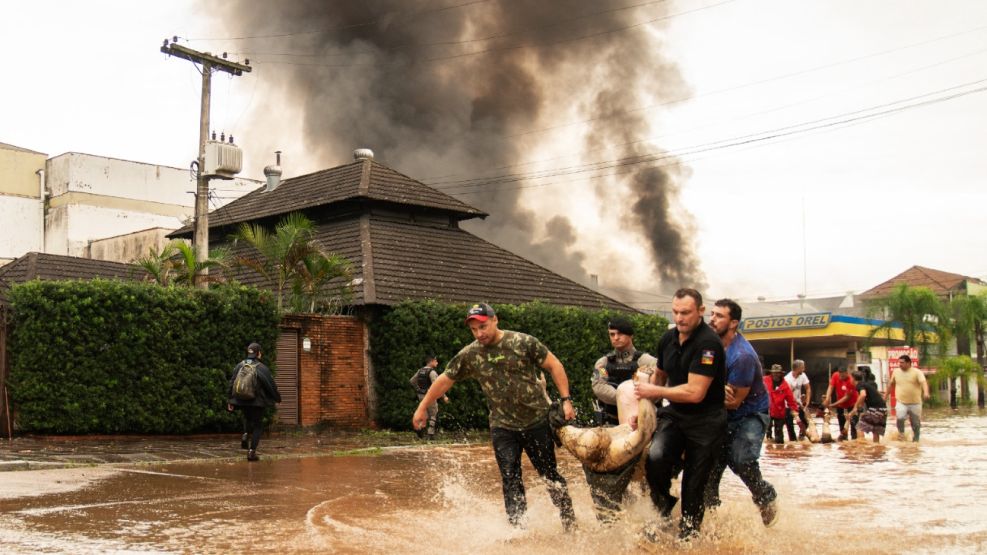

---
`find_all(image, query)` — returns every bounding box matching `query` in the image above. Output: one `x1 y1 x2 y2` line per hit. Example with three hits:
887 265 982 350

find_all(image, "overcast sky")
3 0 986 308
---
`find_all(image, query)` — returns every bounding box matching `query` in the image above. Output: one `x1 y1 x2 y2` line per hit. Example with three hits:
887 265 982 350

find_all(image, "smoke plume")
217 0 706 295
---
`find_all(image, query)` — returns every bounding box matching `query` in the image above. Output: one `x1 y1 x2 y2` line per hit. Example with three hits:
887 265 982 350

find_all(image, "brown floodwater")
1 411 986 554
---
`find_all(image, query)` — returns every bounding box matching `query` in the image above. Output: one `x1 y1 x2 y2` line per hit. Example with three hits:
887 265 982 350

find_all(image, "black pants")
491 420 575 528
770 417 786 442
835 407 858 439
240 405 264 450
645 407 726 538
583 458 638 522
784 407 808 440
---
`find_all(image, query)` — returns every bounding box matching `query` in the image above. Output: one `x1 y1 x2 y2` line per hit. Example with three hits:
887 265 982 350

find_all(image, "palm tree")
133 241 228 287
929 356 985 409
867 284 949 363
133 243 178 285
947 293 987 407
233 213 350 313
290 252 353 314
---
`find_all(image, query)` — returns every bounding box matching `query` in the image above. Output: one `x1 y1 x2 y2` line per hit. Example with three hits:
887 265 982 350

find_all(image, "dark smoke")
218 0 706 294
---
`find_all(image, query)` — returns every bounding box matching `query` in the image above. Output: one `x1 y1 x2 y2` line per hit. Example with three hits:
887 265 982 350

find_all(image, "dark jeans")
490 420 575 528
583 458 637 522
835 407 858 439
705 413 776 508
646 407 726 538
240 405 264 450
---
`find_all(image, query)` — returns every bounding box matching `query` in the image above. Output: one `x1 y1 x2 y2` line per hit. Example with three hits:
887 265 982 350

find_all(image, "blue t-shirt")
725 334 768 420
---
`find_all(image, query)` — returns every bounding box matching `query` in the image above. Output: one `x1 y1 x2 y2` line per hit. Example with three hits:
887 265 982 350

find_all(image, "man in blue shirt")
703 299 779 527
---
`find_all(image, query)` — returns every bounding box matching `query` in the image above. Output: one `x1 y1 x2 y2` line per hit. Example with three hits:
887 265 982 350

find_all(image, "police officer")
409 354 448 440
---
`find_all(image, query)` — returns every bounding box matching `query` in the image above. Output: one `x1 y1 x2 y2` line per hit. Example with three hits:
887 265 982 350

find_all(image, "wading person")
884 354 930 441
784 359 812 441
634 288 727 540
703 299 779 527
824 367 858 441
585 317 658 522
409 354 448 441
412 303 576 531
849 370 887 443
765 364 798 445
227 342 281 462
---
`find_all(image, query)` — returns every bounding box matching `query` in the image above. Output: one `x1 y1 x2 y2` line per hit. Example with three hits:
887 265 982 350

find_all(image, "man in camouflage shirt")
413 303 577 531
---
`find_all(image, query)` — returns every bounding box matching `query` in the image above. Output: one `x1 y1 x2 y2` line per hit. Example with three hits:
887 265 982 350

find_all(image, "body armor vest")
415 367 433 395
601 351 642 419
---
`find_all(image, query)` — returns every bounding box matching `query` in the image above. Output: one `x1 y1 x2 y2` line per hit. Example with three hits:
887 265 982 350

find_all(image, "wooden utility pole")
161 39 251 287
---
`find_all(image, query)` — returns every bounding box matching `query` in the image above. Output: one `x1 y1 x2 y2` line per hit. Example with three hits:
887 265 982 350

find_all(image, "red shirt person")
764 364 798 444
824 368 858 440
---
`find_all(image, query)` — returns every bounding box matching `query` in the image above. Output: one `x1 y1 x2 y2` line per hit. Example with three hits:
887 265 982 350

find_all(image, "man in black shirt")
634 288 727 540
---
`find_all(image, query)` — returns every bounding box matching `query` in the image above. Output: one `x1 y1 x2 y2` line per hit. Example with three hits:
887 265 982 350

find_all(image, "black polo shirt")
655 319 726 415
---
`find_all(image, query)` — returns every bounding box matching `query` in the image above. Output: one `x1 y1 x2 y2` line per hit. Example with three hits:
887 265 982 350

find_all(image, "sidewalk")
0 429 460 471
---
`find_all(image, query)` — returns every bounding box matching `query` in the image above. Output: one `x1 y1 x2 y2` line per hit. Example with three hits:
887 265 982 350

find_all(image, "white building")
1 143 259 265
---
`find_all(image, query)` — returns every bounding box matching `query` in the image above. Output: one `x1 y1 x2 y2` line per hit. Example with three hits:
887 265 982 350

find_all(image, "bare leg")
616 380 638 429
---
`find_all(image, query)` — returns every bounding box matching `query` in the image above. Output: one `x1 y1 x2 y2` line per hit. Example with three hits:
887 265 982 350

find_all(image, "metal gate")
275 329 299 425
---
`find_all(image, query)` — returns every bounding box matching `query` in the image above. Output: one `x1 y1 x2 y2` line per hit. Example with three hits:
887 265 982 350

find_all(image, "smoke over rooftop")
218 0 706 295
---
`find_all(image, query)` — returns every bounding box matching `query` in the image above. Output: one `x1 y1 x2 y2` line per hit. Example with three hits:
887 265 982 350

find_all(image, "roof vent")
264 151 282 192
353 148 374 161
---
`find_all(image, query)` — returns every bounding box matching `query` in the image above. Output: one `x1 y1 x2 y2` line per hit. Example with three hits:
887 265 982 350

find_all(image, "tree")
867 284 949 363
947 293 987 407
290 252 353 314
133 241 228 287
928 356 985 409
233 213 351 313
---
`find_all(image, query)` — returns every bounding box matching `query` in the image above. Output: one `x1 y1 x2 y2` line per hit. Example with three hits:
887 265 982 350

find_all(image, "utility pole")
161 39 251 287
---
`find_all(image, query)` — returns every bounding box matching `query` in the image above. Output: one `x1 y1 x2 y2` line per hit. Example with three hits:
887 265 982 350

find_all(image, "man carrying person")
634 288 727 540
412 303 576 531
585 317 658 522
884 354 930 441
704 298 779 527
784 359 812 441
824 367 858 441
409 354 449 441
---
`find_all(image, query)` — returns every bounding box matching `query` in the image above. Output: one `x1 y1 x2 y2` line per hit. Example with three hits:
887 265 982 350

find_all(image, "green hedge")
7 279 280 434
371 300 668 430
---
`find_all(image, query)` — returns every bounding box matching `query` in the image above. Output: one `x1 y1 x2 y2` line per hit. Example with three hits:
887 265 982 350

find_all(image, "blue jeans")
704 413 777 508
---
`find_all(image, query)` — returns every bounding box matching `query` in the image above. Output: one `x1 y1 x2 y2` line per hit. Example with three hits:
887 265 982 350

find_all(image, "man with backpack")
227 342 281 461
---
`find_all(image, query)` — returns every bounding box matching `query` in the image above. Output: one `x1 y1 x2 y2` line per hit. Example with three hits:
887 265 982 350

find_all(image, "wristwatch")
560 396 572 402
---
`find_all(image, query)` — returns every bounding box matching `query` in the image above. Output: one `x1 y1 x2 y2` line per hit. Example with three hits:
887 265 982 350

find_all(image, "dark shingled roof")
171 158 487 237
860 265 986 299
0 252 139 304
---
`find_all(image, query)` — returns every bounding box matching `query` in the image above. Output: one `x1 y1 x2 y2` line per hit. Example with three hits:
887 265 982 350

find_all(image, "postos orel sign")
740 312 831 332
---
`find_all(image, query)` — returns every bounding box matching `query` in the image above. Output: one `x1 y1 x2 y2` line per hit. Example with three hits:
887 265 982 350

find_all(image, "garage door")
275 329 299 424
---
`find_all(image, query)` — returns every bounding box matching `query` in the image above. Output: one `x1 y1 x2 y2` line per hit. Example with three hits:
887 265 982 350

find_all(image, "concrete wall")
0 145 46 258
88 227 181 263
281 314 372 428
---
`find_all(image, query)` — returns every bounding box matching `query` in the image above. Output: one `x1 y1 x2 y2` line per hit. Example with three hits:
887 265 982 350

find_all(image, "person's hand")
634 381 661 400
441 396 450 404
561 399 576 420
724 385 736 405
412 406 427 430
227 403 233 412
924 393 930 400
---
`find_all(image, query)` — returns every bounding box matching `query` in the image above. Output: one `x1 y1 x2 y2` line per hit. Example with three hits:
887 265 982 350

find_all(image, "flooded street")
2 411 986 554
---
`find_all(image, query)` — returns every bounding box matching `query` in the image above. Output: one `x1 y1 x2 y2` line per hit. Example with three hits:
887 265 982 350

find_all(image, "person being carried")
634 288 727 541
412 303 577 532
584 317 659 522
409 354 449 441
703 299 779 527
884 354 930 441
849 370 887 443
764 364 799 444
227 342 282 462
783 359 812 441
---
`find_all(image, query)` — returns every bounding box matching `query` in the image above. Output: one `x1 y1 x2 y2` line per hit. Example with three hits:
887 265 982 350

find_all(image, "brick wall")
280 314 372 429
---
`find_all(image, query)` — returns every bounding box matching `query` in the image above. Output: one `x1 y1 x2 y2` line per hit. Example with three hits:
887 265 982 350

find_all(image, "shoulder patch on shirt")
701 349 715 365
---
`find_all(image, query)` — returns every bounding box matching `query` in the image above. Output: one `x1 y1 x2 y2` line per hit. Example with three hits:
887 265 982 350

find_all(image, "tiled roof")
861 265 985 298
171 158 487 237
0 252 139 304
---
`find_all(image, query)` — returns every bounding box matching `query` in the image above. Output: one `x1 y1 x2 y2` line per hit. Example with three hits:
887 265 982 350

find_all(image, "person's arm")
824 381 835 407
635 372 714 404
883 372 896 400
920 372 930 399
783 383 798 412
591 357 618 405
413 374 456 429
409 371 419 389
803 379 813 408
725 385 750 410
429 370 450 402
542 351 575 420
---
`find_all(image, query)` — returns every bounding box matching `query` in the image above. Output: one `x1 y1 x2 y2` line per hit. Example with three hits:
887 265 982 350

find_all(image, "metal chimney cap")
353 148 374 161
263 165 282 177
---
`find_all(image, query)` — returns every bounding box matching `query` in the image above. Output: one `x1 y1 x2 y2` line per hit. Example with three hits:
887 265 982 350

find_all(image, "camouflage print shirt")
444 330 551 431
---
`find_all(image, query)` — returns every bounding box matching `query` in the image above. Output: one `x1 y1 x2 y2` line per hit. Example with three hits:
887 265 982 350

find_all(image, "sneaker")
241 433 249 450
247 449 259 462
759 500 779 527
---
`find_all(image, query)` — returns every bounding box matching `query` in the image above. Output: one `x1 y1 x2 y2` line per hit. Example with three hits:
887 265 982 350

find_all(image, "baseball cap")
246 342 262 357
465 303 496 323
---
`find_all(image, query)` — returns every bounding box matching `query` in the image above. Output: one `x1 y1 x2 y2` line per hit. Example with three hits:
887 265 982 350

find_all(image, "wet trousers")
784 406 809 440
490 420 575 528
240 406 264 450
835 407 858 439
895 402 922 441
705 413 777 508
645 407 726 538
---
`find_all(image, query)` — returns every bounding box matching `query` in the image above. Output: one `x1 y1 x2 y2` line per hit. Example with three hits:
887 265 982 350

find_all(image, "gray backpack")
233 360 259 401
